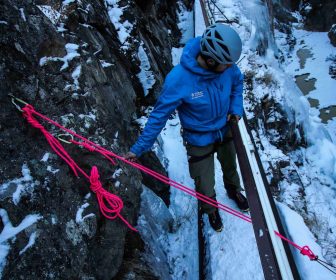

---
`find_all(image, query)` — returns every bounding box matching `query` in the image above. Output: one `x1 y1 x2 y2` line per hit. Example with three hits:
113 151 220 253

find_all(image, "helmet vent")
207 39 215 51
218 42 231 56
214 30 222 40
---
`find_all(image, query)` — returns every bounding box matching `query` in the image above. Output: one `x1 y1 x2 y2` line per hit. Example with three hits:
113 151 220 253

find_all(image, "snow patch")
76 203 95 224
0 164 39 205
47 166 60 174
112 168 123 179
72 65 81 90
67 198 96 245
37 5 61 25
105 0 133 50
41 153 50 162
19 231 38 255
136 43 155 96
100 60 113 68
0 209 41 277
78 111 97 128
172 47 183 66
63 0 76 5
39 43 80 71
19 8 26 22
177 1 194 44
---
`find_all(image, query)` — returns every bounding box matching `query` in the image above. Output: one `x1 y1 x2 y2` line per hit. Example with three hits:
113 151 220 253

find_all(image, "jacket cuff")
130 145 143 158
229 108 243 117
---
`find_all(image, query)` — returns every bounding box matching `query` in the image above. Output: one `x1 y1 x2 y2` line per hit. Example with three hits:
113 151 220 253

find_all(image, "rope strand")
316 260 336 275
318 259 336 269
20 103 336 270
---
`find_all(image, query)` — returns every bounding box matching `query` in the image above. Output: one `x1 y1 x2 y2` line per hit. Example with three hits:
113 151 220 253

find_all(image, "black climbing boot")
227 190 249 212
208 209 223 232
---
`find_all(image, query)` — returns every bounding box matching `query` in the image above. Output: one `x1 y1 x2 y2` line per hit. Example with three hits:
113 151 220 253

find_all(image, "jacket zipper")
208 86 219 118
207 86 215 118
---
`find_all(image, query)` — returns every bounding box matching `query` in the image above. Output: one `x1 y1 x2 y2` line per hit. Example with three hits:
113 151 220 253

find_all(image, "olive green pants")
186 130 241 214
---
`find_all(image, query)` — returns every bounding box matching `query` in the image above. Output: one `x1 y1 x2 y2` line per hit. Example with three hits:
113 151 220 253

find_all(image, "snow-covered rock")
0 0 187 278
328 24 336 47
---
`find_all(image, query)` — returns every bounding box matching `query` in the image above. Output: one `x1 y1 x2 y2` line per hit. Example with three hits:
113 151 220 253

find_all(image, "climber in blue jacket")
126 23 249 232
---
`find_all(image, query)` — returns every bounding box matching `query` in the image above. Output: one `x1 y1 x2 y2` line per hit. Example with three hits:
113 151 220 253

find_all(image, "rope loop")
300 245 318 261
89 167 137 231
22 105 44 130
89 166 123 217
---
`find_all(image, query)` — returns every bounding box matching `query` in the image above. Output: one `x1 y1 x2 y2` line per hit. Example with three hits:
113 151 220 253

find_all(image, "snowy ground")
137 0 336 279
274 24 336 279
275 26 336 142
160 116 263 280
210 1 335 279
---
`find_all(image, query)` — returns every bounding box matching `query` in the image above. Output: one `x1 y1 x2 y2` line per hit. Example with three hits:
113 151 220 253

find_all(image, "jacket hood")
180 37 220 79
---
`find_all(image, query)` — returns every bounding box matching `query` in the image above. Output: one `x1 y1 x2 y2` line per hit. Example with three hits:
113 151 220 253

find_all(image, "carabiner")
57 134 74 144
8 93 28 112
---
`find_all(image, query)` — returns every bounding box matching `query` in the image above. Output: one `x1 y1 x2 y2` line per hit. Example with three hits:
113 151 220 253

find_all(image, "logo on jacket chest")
191 91 204 99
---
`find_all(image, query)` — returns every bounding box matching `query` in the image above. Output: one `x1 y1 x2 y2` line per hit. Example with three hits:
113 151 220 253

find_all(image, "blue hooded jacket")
130 37 244 157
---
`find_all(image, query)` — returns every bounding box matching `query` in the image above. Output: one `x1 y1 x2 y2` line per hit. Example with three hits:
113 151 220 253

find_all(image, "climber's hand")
124 151 137 162
227 114 241 123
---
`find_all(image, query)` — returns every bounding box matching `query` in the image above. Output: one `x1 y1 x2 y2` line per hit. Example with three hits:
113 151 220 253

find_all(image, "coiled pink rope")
20 104 318 260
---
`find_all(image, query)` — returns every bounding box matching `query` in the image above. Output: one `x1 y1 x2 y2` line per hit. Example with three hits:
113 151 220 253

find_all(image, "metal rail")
195 0 301 279
231 120 284 280
240 115 301 280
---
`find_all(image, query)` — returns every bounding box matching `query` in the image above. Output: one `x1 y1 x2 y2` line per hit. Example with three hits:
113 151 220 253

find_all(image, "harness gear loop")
187 137 234 163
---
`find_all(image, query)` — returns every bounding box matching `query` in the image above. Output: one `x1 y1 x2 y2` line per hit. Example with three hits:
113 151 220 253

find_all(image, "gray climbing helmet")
200 23 242 64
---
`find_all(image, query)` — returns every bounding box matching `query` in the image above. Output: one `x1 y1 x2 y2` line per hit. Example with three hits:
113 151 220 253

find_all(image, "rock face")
273 0 336 32
328 24 336 47
300 0 336 31
137 186 175 280
0 0 185 279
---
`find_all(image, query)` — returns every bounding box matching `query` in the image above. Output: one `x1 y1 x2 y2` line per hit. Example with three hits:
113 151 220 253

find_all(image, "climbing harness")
9 95 336 275
187 138 233 163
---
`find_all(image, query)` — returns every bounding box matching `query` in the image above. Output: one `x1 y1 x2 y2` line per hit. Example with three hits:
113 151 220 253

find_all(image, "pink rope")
22 105 137 231
21 104 318 259
274 231 317 260
90 167 137 231
74 138 252 223
22 105 86 178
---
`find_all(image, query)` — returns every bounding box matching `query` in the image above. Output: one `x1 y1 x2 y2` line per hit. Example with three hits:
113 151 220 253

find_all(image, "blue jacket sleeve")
228 66 244 117
130 74 182 157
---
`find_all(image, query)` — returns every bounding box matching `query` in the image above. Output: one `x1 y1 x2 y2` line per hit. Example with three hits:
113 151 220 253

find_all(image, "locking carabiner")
57 134 74 144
